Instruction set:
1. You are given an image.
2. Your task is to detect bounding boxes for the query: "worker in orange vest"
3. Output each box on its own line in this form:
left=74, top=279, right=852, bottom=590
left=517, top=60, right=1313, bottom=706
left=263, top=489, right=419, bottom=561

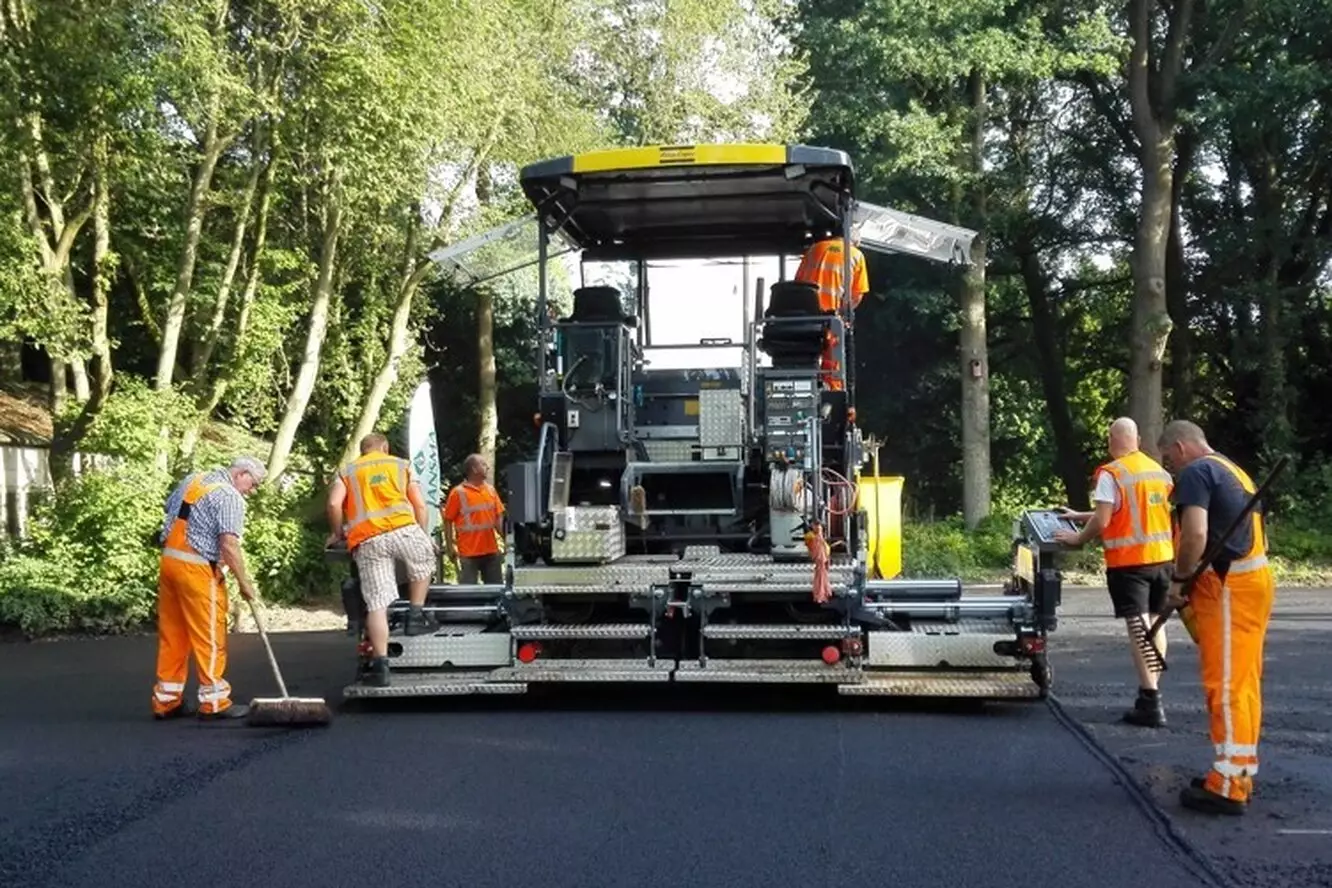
left=326, top=432, right=437, bottom=687
left=794, top=225, right=869, bottom=391
left=152, top=456, right=265, bottom=721
left=441, top=453, right=506, bottom=584
left=1158, top=419, right=1275, bottom=817
left=1054, top=417, right=1175, bottom=726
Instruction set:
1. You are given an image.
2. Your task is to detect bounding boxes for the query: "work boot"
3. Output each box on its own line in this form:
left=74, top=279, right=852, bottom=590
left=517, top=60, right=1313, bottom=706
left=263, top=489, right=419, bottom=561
left=1122, top=689, right=1166, bottom=727
left=403, top=605, right=437, bottom=637
left=153, top=699, right=197, bottom=721
left=1181, top=782, right=1246, bottom=816
left=362, top=657, right=391, bottom=687
left=198, top=703, right=250, bottom=721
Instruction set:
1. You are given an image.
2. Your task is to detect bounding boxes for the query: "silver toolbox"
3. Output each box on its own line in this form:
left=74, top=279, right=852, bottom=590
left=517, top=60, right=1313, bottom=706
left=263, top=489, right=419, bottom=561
left=551, top=505, right=625, bottom=564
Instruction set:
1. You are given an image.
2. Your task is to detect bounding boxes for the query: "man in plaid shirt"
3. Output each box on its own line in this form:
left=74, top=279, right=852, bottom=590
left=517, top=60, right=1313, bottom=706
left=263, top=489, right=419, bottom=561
left=152, top=456, right=264, bottom=721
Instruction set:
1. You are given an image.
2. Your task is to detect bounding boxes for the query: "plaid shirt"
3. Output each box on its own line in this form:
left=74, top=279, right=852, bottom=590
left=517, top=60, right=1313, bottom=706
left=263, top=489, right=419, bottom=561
left=159, top=468, right=247, bottom=562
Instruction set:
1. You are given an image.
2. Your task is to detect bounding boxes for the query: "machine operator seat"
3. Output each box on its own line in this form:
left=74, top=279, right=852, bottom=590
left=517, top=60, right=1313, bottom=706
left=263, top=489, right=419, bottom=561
left=758, top=280, right=828, bottom=366
left=565, top=285, right=636, bottom=326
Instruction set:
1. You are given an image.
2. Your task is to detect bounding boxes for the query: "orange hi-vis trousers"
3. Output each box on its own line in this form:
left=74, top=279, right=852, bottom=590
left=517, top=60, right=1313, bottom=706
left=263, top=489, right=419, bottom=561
left=152, top=556, right=234, bottom=715
left=1191, top=559, right=1275, bottom=803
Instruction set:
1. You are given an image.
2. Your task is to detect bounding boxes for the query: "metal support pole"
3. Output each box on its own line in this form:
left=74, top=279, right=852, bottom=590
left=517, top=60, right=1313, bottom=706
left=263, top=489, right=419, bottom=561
left=537, top=213, right=549, bottom=392
left=842, top=195, right=856, bottom=410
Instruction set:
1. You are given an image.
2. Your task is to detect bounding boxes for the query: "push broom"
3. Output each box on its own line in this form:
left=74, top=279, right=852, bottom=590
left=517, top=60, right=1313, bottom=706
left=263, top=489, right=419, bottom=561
left=245, top=598, right=333, bottom=727
left=1133, top=454, right=1289, bottom=674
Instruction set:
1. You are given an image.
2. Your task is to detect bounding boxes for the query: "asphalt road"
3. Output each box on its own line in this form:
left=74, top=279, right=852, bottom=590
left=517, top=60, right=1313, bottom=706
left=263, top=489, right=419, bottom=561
left=0, top=586, right=1327, bottom=888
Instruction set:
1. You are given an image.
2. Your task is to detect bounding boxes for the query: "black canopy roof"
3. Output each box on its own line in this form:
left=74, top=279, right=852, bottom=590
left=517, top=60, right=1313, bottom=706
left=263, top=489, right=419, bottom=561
left=518, top=144, right=856, bottom=261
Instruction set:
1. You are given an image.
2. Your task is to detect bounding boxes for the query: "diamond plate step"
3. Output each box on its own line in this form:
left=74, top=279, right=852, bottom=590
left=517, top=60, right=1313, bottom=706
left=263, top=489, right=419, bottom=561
left=702, top=623, right=860, bottom=640
left=342, top=672, right=527, bottom=698
left=674, top=659, right=856, bottom=683
left=509, top=623, right=652, bottom=640
left=837, top=670, right=1041, bottom=699
left=492, top=658, right=671, bottom=682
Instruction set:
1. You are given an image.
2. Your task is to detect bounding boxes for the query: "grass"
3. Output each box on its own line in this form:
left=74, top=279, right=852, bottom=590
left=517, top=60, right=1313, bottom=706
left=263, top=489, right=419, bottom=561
left=899, top=514, right=1332, bottom=587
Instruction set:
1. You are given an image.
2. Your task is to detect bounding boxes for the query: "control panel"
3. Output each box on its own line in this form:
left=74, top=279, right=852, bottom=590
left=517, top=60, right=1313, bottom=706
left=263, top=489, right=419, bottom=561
left=762, top=376, right=818, bottom=468
left=1019, top=509, right=1081, bottom=550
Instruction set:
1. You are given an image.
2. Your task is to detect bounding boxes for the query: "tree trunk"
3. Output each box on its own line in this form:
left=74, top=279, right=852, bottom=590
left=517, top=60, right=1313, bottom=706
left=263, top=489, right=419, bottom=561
left=1017, top=236, right=1087, bottom=509
left=265, top=179, right=342, bottom=483
left=339, top=224, right=429, bottom=468
left=1128, top=152, right=1173, bottom=456
left=959, top=68, right=990, bottom=529
left=193, top=142, right=262, bottom=381
left=154, top=103, right=229, bottom=391
left=1125, top=0, right=1193, bottom=458
left=49, top=137, right=114, bottom=481
left=1166, top=129, right=1195, bottom=416
left=477, top=289, right=498, bottom=470
left=180, top=122, right=279, bottom=462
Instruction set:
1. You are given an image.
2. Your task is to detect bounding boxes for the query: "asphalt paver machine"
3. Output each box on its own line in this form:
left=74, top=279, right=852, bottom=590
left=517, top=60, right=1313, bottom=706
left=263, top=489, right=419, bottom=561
left=341, top=143, right=1071, bottom=702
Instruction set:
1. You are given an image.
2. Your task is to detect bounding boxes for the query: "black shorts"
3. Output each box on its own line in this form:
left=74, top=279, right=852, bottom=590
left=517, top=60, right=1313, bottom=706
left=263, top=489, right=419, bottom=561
left=1106, top=562, right=1172, bottom=618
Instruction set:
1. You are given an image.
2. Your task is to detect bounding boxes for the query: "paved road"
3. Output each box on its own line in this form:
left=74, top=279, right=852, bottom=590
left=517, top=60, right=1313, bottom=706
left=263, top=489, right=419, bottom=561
left=0, top=587, right=1327, bottom=888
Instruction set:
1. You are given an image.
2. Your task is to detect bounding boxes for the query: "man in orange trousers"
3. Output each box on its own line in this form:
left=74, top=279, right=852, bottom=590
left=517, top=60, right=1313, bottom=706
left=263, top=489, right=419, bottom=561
left=152, top=456, right=265, bottom=722
left=1158, top=420, right=1275, bottom=816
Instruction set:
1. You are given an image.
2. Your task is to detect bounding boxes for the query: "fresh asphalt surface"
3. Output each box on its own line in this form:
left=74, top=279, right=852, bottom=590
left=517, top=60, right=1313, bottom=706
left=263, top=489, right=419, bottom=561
left=2, top=587, right=1327, bottom=888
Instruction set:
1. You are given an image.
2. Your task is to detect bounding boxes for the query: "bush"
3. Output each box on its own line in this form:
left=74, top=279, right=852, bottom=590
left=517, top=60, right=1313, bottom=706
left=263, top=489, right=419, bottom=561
left=0, top=462, right=172, bottom=636
left=901, top=512, right=1107, bottom=581
left=0, top=461, right=347, bottom=638
left=242, top=477, right=348, bottom=604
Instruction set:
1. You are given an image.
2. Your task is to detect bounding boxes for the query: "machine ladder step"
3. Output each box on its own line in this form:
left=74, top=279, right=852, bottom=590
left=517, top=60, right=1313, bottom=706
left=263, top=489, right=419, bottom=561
left=701, top=623, right=860, bottom=640
left=510, top=623, right=652, bottom=640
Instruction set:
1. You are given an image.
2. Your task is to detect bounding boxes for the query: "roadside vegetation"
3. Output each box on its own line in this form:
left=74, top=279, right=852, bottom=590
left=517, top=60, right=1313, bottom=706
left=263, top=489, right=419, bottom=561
left=2, top=0, right=1331, bottom=638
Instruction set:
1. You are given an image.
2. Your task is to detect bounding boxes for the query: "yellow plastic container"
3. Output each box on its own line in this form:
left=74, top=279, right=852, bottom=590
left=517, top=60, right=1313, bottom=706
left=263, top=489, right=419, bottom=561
left=856, top=474, right=904, bottom=579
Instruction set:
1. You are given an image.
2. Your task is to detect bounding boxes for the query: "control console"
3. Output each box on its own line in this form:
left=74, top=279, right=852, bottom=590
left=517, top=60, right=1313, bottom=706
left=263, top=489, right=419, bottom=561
left=1019, top=509, right=1081, bottom=552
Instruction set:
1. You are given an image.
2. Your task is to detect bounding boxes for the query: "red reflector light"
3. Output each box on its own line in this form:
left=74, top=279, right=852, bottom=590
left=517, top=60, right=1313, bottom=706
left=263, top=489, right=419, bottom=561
left=517, top=643, right=541, bottom=663
left=1021, top=637, right=1046, bottom=654
left=840, top=637, right=863, bottom=656
left=821, top=645, right=841, bottom=665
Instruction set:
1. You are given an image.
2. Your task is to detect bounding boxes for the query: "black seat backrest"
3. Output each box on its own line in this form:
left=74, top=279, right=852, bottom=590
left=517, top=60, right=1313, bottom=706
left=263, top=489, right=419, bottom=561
left=765, top=280, right=822, bottom=317
left=572, top=286, right=627, bottom=322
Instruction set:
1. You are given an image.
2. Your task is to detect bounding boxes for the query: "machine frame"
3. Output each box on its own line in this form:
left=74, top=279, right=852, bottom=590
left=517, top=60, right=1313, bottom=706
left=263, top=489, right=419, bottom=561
left=339, top=143, right=1071, bottom=703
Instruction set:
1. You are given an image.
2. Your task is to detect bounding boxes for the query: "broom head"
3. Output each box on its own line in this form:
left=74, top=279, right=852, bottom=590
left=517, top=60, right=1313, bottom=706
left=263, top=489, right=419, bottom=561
left=246, top=696, right=333, bottom=727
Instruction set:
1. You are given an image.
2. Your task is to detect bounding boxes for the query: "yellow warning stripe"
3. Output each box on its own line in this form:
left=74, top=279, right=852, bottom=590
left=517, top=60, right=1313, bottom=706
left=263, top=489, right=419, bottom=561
left=571, top=143, right=787, bottom=174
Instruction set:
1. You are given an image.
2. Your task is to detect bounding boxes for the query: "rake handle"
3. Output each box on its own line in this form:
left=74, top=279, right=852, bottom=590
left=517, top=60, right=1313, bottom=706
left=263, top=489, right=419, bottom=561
left=1144, top=454, right=1290, bottom=651
left=247, top=597, right=291, bottom=699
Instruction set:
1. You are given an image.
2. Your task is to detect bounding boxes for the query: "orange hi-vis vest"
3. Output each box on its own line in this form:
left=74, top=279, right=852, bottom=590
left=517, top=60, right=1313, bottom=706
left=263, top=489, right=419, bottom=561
left=162, top=473, right=227, bottom=567
left=340, top=453, right=417, bottom=551
left=795, top=238, right=869, bottom=313
left=445, top=482, right=503, bottom=558
left=1198, top=454, right=1270, bottom=577
left=1097, top=449, right=1175, bottom=568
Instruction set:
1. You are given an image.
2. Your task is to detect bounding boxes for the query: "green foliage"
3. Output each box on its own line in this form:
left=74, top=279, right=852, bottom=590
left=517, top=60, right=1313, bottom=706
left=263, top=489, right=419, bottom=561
left=901, top=515, right=1016, bottom=579
left=240, top=477, right=348, bottom=603
left=0, top=462, right=171, bottom=636
left=0, top=460, right=346, bottom=637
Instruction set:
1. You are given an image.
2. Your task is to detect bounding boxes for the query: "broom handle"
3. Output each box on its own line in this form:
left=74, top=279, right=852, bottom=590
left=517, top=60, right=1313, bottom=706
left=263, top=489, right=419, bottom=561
left=248, top=598, right=291, bottom=699
left=1147, top=453, right=1289, bottom=642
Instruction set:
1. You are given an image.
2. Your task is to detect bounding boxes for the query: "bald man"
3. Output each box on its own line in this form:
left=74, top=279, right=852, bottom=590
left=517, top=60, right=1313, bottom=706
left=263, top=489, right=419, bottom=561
left=1054, top=417, right=1175, bottom=726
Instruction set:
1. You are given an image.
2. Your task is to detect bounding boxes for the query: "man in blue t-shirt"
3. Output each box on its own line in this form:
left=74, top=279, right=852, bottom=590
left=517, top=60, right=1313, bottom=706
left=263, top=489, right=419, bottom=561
left=1157, top=419, right=1275, bottom=816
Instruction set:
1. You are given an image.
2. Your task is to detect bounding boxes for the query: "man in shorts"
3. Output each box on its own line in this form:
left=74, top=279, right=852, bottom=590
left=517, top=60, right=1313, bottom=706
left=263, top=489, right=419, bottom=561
left=326, top=432, right=437, bottom=687
left=1055, top=416, right=1176, bottom=726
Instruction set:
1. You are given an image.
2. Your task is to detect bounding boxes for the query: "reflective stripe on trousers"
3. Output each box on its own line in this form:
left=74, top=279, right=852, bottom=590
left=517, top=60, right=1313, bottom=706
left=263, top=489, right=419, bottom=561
left=1192, top=562, right=1274, bottom=802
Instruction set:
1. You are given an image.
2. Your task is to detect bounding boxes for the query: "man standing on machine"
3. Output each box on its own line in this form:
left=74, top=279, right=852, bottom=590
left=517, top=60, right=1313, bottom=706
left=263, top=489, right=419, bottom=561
left=1157, top=419, right=1275, bottom=816
left=1054, top=416, right=1175, bottom=727
left=326, top=432, right=437, bottom=687
left=442, top=453, right=506, bottom=585
left=794, top=224, right=869, bottom=391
